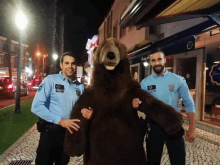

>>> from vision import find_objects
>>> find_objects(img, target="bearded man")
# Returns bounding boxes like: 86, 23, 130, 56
133, 47, 196, 165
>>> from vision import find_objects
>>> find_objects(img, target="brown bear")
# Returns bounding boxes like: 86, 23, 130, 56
64, 38, 183, 165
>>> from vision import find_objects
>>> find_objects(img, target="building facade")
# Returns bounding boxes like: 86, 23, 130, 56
0, 36, 30, 81
97, 0, 220, 134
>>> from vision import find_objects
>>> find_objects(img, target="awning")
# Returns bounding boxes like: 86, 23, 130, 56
129, 18, 218, 64
120, 0, 220, 29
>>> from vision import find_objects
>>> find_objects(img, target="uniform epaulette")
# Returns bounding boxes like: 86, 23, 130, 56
73, 80, 81, 85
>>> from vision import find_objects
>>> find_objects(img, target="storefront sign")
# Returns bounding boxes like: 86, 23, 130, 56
209, 63, 220, 86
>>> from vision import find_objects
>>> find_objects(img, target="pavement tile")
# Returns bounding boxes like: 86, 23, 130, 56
0, 123, 220, 165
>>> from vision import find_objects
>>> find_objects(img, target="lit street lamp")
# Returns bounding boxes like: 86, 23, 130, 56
14, 10, 28, 114
43, 54, 47, 77
53, 54, 58, 74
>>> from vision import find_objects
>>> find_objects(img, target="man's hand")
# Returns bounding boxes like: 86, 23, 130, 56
81, 107, 93, 120
58, 118, 80, 134
185, 128, 196, 143
133, 98, 142, 109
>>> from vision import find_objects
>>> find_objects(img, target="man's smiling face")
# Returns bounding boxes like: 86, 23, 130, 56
60, 55, 76, 78
150, 51, 166, 75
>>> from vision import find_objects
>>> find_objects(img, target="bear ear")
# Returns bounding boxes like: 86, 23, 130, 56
93, 40, 106, 64
113, 39, 127, 59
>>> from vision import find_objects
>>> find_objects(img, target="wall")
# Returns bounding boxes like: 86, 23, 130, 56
98, 0, 147, 50
196, 28, 220, 54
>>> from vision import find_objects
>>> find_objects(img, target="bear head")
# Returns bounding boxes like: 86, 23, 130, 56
90, 38, 132, 88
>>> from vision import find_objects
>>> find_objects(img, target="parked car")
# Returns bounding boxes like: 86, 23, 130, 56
33, 76, 43, 86
0, 77, 29, 98
26, 79, 34, 90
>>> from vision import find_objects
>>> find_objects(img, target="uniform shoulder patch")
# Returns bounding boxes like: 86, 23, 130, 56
38, 83, 44, 92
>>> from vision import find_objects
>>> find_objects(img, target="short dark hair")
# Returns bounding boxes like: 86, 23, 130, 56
60, 51, 77, 64
150, 47, 165, 56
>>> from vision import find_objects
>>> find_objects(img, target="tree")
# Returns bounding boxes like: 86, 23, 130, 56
6, 39, 12, 81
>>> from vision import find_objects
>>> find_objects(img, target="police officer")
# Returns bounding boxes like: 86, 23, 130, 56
31, 52, 93, 165
133, 47, 196, 165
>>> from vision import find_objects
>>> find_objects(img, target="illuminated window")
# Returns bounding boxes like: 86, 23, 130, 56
0, 56, 3, 64
113, 21, 118, 39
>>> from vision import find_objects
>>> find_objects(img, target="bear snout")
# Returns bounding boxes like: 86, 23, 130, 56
107, 52, 115, 60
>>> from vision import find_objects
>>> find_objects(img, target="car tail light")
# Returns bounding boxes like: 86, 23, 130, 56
7, 84, 13, 89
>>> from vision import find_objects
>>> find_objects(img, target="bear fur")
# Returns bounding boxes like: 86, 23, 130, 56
64, 38, 183, 165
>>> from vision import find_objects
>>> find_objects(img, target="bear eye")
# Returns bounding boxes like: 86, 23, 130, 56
115, 42, 119, 47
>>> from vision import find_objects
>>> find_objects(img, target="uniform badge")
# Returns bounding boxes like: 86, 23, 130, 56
76, 89, 81, 96
147, 85, 156, 93
55, 84, 64, 93
168, 84, 175, 92
38, 84, 43, 92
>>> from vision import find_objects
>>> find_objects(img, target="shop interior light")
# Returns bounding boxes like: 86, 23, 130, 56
143, 62, 149, 67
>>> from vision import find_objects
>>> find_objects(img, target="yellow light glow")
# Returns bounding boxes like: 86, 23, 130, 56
15, 10, 28, 30
53, 54, 58, 60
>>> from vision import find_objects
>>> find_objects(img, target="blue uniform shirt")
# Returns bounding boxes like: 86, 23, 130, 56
31, 71, 85, 124
140, 70, 195, 113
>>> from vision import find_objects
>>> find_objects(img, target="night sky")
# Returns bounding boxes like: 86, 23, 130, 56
62, 0, 114, 54
0, 0, 114, 61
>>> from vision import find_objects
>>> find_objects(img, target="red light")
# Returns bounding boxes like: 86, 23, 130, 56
27, 82, 32, 85
7, 84, 13, 89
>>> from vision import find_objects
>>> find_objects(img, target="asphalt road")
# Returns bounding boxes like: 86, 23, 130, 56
0, 90, 36, 109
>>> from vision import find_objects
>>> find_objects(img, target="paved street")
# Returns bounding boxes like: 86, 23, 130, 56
0, 91, 36, 109
0, 123, 220, 165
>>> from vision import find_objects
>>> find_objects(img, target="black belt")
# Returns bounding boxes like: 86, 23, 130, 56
37, 118, 63, 132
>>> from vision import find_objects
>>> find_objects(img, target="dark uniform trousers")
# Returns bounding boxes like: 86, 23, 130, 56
35, 124, 70, 165
146, 123, 186, 165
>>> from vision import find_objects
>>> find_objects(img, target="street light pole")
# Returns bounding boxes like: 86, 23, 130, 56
53, 54, 58, 74
14, 31, 22, 114
43, 56, 44, 76
14, 10, 27, 114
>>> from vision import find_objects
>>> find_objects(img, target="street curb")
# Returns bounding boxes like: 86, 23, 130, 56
183, 128, 220, 146
0, 98, 33, 110
0, 124, 37, 162
195, 134, 220, 146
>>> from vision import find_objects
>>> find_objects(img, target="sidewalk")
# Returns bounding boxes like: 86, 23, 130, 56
0, 123, 220, 165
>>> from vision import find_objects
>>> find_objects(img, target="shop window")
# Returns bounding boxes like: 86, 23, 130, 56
0, 56, 3, 64
149, 25, 157, 35
107, 16, 111, 38
3, 42, 7, 52
203, 54, 220, 126
178, 57, 197, 89
120, 7, 127, 38
113, 21, 118, 39
11, 56, 15, 68
104, 22, 107, 39
0, 41, 3, 51
11, 43, 15, 53
120, 26, 126, 38
15, 46, 18, 54
165, 55, 174, 72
